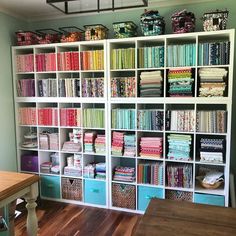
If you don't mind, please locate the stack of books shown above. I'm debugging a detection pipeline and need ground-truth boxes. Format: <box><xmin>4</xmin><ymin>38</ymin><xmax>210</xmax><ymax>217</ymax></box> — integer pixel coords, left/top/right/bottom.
<box><xmin>139</xmin><ymin>71</ymin><xmax>163</xmax><ymax>97</ymax></box>
<box><xmin>36</xmin><ymin>53</ymin><xmax>56</xmax><ymax>72</ymax></box>
<box><xmin>38</xmin><ymin>108</ymin><xmax>58</xmax><ymax>126</ymax></box>
<box><xmin>38</xmin><ymin>79</ymin><xmax>57</xmax><ymax>97</ymax></box>
<box><xmin>15</xmin><ymin>54</ymin><xmax>34</xmax><ymax>72</ymax></box>
<box><xmin>81</xmin><ymin>50</ymin><xmax>104</xmax><ymax>70</ymax></box>
<box><xmin>60</xmin><ymin>108</ymin><xmax>81</xmax><ymax>127</ymax></box>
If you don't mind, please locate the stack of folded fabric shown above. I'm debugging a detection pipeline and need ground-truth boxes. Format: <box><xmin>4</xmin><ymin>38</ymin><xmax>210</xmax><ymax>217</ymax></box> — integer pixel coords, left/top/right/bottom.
<box><xmin>167</xmin><ymin>134</ymin><xmax>192</xmax><ymax>161</ymax></box>
<box><xmin>83</xmin><ymin>164</ymin><xmax>95</xmax><ymax>178</ymax></box>
<box><xmin>139</xmin><ymin>71</ymin><xmax>163</xmax><ymax>97</ymax></box>
<box><xmin>95</xmin><ymin>162</ymin><xmax>106</xmax><ymax>180</ymax></box>
<box><xmin>168</xmin><ymin>68</ymin><xmax>194</xmax><ymax>97</ymax></box>
<box><xmin>123</xmin><ymin>134</ymin><xmax>136</xmax><ymax>157</ymax></box>
<box><xmin>199</xmin><ymin>68</ymin><xmax>227</xmax><ymax>97</ymax></box>
<box><xmin>200</xmin><ymin>138</ymin><xmax>224</xmax><ymax>163</ymax></box>
<box><xmin>111</xmin><ymin>131</ymin><xmax>124</xmax><ymax>156</ymax></box>
<box><xmin>139</xmin><ymin>137</ymin><xmax>163</xmax><ymax>158</ymax></box>
<box><xmin>84</xmin><ymin>132</ymin><xmax>97</xmax><ymax>153</ymax></box>
<box><xmin>113</xmin><ymin>166</ymin><xmax>135</xmax><ymax>182</ymax></box>
<box><xmin>95</xmin><ymin>134</ymin><xmax>106</xmax><ymax>154</ymax></box>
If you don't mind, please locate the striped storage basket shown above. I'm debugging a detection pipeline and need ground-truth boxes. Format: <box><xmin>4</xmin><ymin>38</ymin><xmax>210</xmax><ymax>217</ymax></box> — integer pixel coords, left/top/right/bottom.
<box><xmin>166</xmin><ymin>190</ymin><xmax>193</xmax><ymax>202</ymax></box>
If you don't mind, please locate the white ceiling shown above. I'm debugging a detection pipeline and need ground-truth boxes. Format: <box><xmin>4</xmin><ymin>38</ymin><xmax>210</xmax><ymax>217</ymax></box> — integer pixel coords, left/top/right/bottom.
<box><xmin>0</xmin><ymin>0</ymin><xmax>216</xmax><ymax>22</ymax></box>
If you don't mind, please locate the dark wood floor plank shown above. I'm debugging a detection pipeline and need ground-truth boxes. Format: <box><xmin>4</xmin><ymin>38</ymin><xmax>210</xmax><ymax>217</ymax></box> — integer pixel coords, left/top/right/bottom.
<box><xmin>15</xmin><ymin>200</ymin><xmax>141</xmax><ymax>236</ymax></box>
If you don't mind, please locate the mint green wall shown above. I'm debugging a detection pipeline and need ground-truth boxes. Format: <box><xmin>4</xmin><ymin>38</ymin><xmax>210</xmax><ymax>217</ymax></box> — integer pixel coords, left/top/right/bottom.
<box><xmin>0</xmin><ymin>12</ymin><xmax>27</xmax><ymax>171</ymax></box>
<box><xmin>28</xmin><ymin>0</ymin><xmax>236</xmax><ymax>174</ymax></box>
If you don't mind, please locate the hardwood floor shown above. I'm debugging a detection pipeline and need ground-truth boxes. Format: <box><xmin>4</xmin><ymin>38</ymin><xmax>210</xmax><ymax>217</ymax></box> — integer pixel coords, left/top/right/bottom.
<box><xmin>15</xmin><ymin>200</ymin><xmax>141</xmax><ymax>236</ymax></box>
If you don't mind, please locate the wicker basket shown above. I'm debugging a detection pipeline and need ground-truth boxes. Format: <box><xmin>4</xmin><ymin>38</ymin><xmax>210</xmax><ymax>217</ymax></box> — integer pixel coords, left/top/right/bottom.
<box><xmin>112</xmin><ymin>183</ymin><xmax>136</xmax><ymax>209</ymax></box>
<box><xmin>196</xmin><ymin>176</ymin><xmax>224</xmax><ymax>189</ymax></box>
<box><xmin>166</xmin><ymin>190</ymin><xmax>193</xmax><ymax>202</ymax></box>
<box><xmin>61</xmin><ymin>177</ymin><xmax>82</xmax><ymax>201</ymax></box>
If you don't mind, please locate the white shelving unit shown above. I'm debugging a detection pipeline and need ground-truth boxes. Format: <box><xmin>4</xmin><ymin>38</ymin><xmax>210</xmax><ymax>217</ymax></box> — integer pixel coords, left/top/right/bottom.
<box><xmin>108</xmin><ymin>29</ymin><xmax>234</xmax><ymax>213</ymax></box>
<box><xmin>12</xmin><ymin>29</ymin><xmax>234</xmax><ymax>213</ymax></box>
<box><xmin>12</xmin><ymin>40</ymin><xmax>109</xmax><ymax>208</ymax></box>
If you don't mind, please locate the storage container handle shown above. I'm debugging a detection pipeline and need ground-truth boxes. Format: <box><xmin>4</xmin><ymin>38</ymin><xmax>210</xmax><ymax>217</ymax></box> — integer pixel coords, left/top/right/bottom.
<box><xmin>90</xmin><ymin>188</ymin><xmax>99</xmax><ymax>193</ymax></box>
<box><xmin>47</xmin><ymin>184</ymin><xmax>54</xmax><ymax>188</ymax></box>
<box><xmin>145</xmin><ymin>195</ymin><xmax>153</xmax><ymax>199</ymax></box>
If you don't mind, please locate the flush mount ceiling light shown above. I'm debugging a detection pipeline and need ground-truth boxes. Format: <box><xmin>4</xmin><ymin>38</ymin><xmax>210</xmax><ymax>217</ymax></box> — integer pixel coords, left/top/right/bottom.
<box><xmin>46</xmin><ymin>0</ymin><xmax>148</xmax><ymax>15</ymax></box>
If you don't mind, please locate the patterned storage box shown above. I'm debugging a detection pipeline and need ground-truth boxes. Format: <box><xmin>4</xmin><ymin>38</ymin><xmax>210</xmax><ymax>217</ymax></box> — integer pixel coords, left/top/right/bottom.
<box><xmin>112</xmin><ymin>183</ymin><xmax>136</xmax><ymax>209</ymax></box>
<box><xmin>84</xmin><ymin>24</ymin><xmax>108</xmax><ymax>41</ymax></box>
<box><xmin>21</xmin><ymin>154</ymin><xmax>38</xmax><ymax>172</ymax></box>
<box><xmin>203</xmin><ymin>10</ymin><xmax>229</xmax><ymax>31</ymax></box>
<box><xmin>171</xmin><ymin>9</ymin><xmax>195</xmax><ymax>34</ymax></box>
<box><xmin>59</xmin><ymin>26</ymin><xmax>84</xmax><ymax>42</ymax></box>
<box><xmin>61</xmin><ymin>177</ymin><xmax>83</xmax><ymax>201</ymax></box>
<box><xmin>113</xmin><ymin>21</ymin><xmax>137</xmax><ymax>38</ymax></box>
<box><xmin>140</xmin><ymin>10</ymin><xmax>165</xmax><ymax>36</ymax></box>
<box><xmin>36</xmin><ymin>29</ymin><xmax>61</xmax><ymax>44</ymax></box>
<box><xmin>16</xmin><ymin>31</ymin><xmax>39</xmax><ymax>46</ymax></box>
<box><xmin>166</xmin><ymin>190</ymin><xmax>193</xmax><ymax>202</ymax></box>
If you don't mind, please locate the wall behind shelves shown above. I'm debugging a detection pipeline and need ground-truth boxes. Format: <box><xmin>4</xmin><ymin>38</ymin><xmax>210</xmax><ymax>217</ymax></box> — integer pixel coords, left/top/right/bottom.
<box><xmin>0</xmin><ymin>12</ymin><xmax>27</xmax><ymax>171</ymax></box>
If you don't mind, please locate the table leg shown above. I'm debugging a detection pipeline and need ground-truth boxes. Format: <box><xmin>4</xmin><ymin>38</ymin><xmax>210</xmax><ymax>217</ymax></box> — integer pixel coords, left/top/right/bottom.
<box><xmin>24</xmin><ymin>183</ymin><xmax>38</xmax><ymax>236</ymax></box>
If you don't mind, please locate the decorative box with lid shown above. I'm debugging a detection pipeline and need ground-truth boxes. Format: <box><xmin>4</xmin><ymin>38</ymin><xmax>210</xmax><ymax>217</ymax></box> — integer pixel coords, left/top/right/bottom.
<box><xmin>140</xmin><ymin>10</ymin><xmax>165</xmax><ymax>36</ymax></box>
<box><xmin>203</xmin><ymin>10</ymin><xmax>228</xmax><ymax>31</ymax></box>
<box><xmin>171</xmin><ymin>9</ymin><xmax>195</xmax><ymax>33</ymax></box>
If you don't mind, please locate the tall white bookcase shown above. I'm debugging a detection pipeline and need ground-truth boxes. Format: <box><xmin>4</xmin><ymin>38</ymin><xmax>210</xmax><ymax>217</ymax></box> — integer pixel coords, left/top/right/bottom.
<box><xmin>12</xmin><ymin>29</ymin><xmax>234</xmax><ymax>213</ymax></box>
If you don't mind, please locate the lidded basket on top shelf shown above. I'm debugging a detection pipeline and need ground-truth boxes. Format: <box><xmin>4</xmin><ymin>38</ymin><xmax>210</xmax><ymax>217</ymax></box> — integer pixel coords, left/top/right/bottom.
<box><xmin>36</xmin><ymin>28</ymin><xmax>62</xmax><ymax>44</ymax></box>
<box><xmin>84</xmin><ymin>24</ymin><xmax>108</xmax><ymax>41</ymax></box>
<box><xmin>140</xmin><ymin>10</ymin><xmax>165</xmax><ymax>36</ymax></box>
<box><xmin>59</xmin><ymin>26</ymin><xmax>84</xmax><ymax>42</ymax></box>
<box><xmin>15</xmin><ymin>31</ymin><xmax>39</xmax><ymax>46</ymax></box>
<box><xmin>202</xmin><ymin>9</ymin><xmax>229</xmax><ymax>31</ymax></box>
<box><xmin>112</xmin><ymin>21</ymin><xmax>137</xmax><ymax>38</ymax></box>
<box><xmin>171</xmin><ymin>9</ymin><xmax>195</xmax><ymax>33</ymax></box>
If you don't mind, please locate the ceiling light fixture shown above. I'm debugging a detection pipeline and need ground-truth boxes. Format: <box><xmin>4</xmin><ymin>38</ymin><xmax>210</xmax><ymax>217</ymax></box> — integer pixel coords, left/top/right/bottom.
<box><xmin>46</xmin><ymin>0</ymin><xmax>148</xmax><ymax>15</ymax></box>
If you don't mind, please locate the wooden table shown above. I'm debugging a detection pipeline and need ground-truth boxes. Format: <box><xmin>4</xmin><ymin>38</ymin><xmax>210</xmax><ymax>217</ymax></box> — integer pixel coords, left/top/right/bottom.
<box><xmin>134</xmin><ymin>198</ymin><xmax>236</xmax><ymax>236</ymax></box>
<box><xmin>0</xmin><ymin>171</ymin><xmax>39</xmax><ymax>236</ymax></box>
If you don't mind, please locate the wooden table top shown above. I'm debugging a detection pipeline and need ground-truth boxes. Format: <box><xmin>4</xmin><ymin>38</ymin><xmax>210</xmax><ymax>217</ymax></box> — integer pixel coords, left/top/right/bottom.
<box><xmin>134</xmin><ymin>198</ymin><xmax>236</xmax><ymax>236</ymax></box>
<box><xmin>0</xmin><ymin>171</ymin><xmax>39</xmax><ymax>201</ymax></box>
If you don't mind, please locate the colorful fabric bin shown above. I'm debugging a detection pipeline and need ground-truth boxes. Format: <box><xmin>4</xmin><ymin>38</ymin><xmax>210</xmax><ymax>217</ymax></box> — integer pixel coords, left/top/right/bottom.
<box><xmin>59</xmin><ymin>26</ymin><xmax>84</xmax><ymax>42</ymax></box>
<box><xmin>112</xmin><ymin>21</ymin><xmax>137</xmax><ymax>38</ymax></box>
<box><xmin>140</xmin><ymin>10</ymin><xmax>165</xmax><ymax>36</ymax></box>
<box><xmin>36</xmin><ymin>29</ymin><xmax>61</xmax><ymax>44</ymax></box>
<box><xmin>171</xmin><ymin>9</ymin><xmax>195</xmax><ymax>34</ymax></box>
<box><xmin>84</xmin><ymin>24</ymin><xmax>108</xmax><ymax>41</ymax></box>
<box><xmin>203</xmin><ymin>10</ymin><xmax>229</xmax><ymax>31</ymax></box>
<box><xmin>16</xmin><ymin>31</ymin><xmax>39</xmax><ymax>46</ymax></box>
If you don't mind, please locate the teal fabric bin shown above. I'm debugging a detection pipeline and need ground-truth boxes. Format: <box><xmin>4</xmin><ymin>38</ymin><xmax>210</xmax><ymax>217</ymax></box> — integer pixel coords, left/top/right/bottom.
<box><xmin>138</xmin><ymin>186</ymin><xmax>164</xmax><ymax>211</ymax></box>
<box><xmin>0</xmin><ymin>207</ymin><xmax>9</xmax><ymax>236</ymax></box>
<box><xmin>194</xmin><ymin>193</ymin><xmax>225</xmax><ymax>207</ymax></box>
<box><xmin>40</xmin><ymin>175</ymin><xmax>61</xmax><ymax>199</ymax></box>
<box><xmin>84</xmin><ymin>179</ymin><xmax>106</xmax><ymax>206</ymax></box>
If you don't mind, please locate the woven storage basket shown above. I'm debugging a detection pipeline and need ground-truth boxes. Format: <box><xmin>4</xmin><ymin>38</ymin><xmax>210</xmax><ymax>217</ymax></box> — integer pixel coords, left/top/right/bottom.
<box><xmin>61</xmin><ymin>177</ymin><xmax>82</xmax><ymax>201</ymax></box>
<box><xmin>112</xmin><ymin>183</ymin><xmax>136</xmax><ymax>209</ymax></box>
<box><xmin>166</xmin><ymin>190</ymin><xmax>193</xmax><ymax>202</ymax></box>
